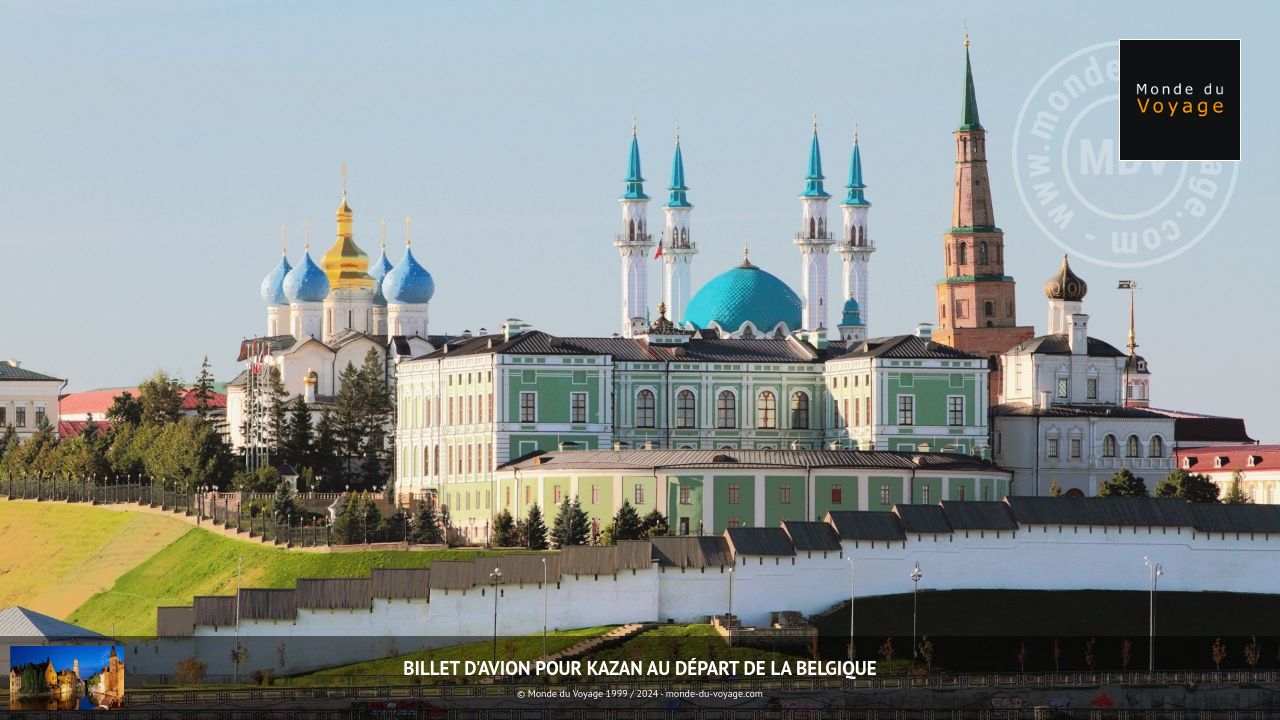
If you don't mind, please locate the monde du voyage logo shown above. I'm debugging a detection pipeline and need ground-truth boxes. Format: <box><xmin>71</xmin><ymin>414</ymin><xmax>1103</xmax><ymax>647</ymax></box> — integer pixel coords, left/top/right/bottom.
<box><xmin>1013</xmin><ymin>40</ymin><xmax>1240</xmax><ymax>268</ymax></box>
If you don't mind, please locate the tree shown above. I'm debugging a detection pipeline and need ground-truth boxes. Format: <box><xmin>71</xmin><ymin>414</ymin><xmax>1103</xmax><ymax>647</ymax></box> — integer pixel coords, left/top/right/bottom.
<box><xmin>1097</xmin><ymin>468</ymin><xmax>1148</xmax><ymax>498</ymax></box>
<box><xmin>280</xmin><ymin>397</ymin><xmax>314</xmax><ymax>471</ymax></box>
<box><xmin>1244</xmin><ymin>636</ymin><xmax>1261</xmax><ymax>669</ymax></box>
<box><xmin>917</xmin><ymin>636</ymin><xmax>934</xmax><ymax>671</ymax></box>
<box><xmin>641</xmin><ymin>509</ymin><xmax>669</xmax><ymax>537</ymax></box>
<box><xmin>411</xmin><ymin>495</ymin><xmax>443</xmax><ymax>544</ymax></box>
<box><xmin>1016</xmin><ymin>641</ymin><xmax>1028</xmax><ymax>673</ymax></box>
<box><xmin>311</xmin><ymin>409</ymin><xmax>340</xmax><ymax>490</ymax></box>
<box><xmin>193</xmin><ymin>356</ymin><xmax>215</xmax><ymax>419</ymax></box>
<box><xmin>1221</xmin><ymin>470</ymin><xmax>1252</xmax><ymax>504</ymax></box>
<box><xmin>606</xmin><ymin>500</ymin><xmax>645</xmax><ymax>543</ymax></box>
<box><xmin>265</xmin><ymin>367</ymin><xmax>289</xmax><ymax>450</ymax></box>
<box><xmin>524</xmin><ymin>503</ymin><xmax>549</xmax><ymax>550</ymax></box>
<box><xmin>1084</xmin><ymin>637</ymin><xmax>1097</xmax><ymax>672</ymax></box>
<box><xmin>1154</xmin><ymin>469</ymin><xmax>1220</xmax><ymax>503</ymax></box>
<box><xmin>491</xmin><ymin>509</ymin><xmax>517</xmax><ymax>547</ymax></box>
<box><xmin>1210</xmin><ymin>637</ymin><xmax>1228</xmax><ymax>670</ymax></box>
<box><xmin>106</xmin><ymin>391</ymin><xmax>144</xmax><ymax>427</ymax></box>
<box><xmin>550</xmin><ymin>496</ymin><xmax>590</xmax><ymax>548</ymax></box>
<box><xmin>143</xmin><ymin>416</ymin><xmax>234</xmax><ymax>492</ymax></box>
<box><xmin>329</xmin><ymin>349</ymin><xmax>393</xmax><ymax>490</ymax></box>
<box><xmin>272</xmin><ymin>480</ymin><xmax>297</xmax><ymax>526</ymax></box>
<box><xmin>879</xmin><ymin>636</ymin><xmax>895</xmax><ymax>667</ymax></box>
<box><xmin>1121</xmin><ymin>638</ymin><xmax>1133</xmax><ymax>672</ymax></box>
<box><xmin>138</xmin><ymin>370</ymin><xmax>184</xmax><ymax>426</ymax></box>
<box><xmin>1048</xmin><ymin>479</ymin><xmax>1063</xmax><ymax>497</ymax></box>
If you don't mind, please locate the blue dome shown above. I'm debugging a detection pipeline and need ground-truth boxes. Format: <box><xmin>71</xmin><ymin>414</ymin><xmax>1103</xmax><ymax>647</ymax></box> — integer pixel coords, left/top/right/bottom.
<box><xmin>283</xmin><ymin>251</ymin><xmax>330</xmax><ymax>303</ymax></box>
<box><xmin>382</xmin><ymin>247</ymin><xmax>435</xmax><ymax>305</ymax></box>
<box><xmin>841</xmin><ymin>297</ymin><xmax>864</xmax><ymax>327</ymax></box>
<box><xmin>369</xmin><ymin>247</ymin><xmax>396</xmax><ymax>306</ymax></box>
<box><xmin>259</xmin><ymin>255</ymin><xmax>292</xmax><ymax>306</ymax></box>
<box><xmin>685</xmin><ymin>261</ymin><xmax>802</xmax><ymax>335</ymax></box>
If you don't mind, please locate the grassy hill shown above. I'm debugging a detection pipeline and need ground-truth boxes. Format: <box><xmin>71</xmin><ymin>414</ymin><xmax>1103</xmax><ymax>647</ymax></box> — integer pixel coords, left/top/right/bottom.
<box><xmin>0</xmin><ymin>499</ymin><xmax>517</xmax><ymax>636</ymax></box>
<box><xmin>0</xmin><ymin>501</ymin><xmax>190</xmax><ymax>619</ymax></box>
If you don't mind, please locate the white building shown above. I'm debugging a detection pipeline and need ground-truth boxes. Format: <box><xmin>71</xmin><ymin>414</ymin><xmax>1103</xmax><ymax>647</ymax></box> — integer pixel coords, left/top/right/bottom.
<box><xmin>1176</xmin><ymin>445</ymin><xmax>1279</xmax><ymax>505</ymax></box>
<box><xmin>992</xmin><ymin>257</ymin><xmax>1175</xmax><ymax>495</ymax></box>
<box><xmin>0</xmin><ymin>360</ymin><xmax>64</xmax><ymax>440</ymax></box>
<box><xmin>226</xmin><ymin>189</ymin><xmax>437</xmax><ymax>450</ymax></box>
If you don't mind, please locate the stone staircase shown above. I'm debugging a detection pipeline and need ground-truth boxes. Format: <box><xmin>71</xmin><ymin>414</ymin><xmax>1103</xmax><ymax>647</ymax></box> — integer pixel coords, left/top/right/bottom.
<box><xmin>544</xmin><ymin>622</ymin><xmax>656</xmax><ymax>664</ymax></box>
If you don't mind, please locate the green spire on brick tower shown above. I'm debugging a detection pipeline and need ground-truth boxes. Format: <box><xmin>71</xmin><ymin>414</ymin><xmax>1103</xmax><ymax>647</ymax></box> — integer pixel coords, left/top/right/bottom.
<box><xmin>959</xmin><ymin>36</ymin><xmax>983</xmax><ymax>132</ymax></box>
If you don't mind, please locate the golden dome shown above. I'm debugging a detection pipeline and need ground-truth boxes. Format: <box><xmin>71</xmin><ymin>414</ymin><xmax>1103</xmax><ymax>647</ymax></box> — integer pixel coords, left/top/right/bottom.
<box><xmin>322</xmin><ymin>191</ymin><xmax>375</xmax><ymax>290</ymax></box>
<box><xmin>1044</xmin><ymin>254</ymin><xmax>1087</xmax><ymax>302</ymax></box>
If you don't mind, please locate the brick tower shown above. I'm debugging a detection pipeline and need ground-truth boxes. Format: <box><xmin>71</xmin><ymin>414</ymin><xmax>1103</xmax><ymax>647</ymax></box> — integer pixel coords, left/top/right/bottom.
<box><xmin>933</xmin><ymin>37</ymin><xmax>1034</xmax><ymax>405</ymax></box>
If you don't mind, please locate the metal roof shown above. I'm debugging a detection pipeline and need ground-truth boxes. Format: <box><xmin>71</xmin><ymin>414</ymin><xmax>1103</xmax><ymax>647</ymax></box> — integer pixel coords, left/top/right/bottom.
<box><xmin>894</xmin><ymin>504</ymin><xmax>954</xmax><ymax>534</ymax></box>
<box><xmin>1004</xmin><ymin>496</ymin><xmax>1196</xmax><ymax>527</ymax></box>
<box><xmin>503</xmin><ymin>448</ymin><xmax>1005</xmax><ymax>473</ymax></box>
<box><xmin>833</xmin><ymin>334</ymin><xmax>982</xmax><ymax>361</ymax></box>
<box><xmin>992</xmin><ymin>403</ymin><xmax>1170</xmax><ymax>420</ymax></box>
<box><xmin>156</xmin><ymin>606</ymin><xmax>195</xmax><ymax>638</ymax></box>
<box><xmin>1011</xmin><ymin>334</ymin><xmax>1125</xmax><ymax>358</ymax></box>
<box><xmin>193</xmin><ymin>596</ymin><xmax>238</xmax><ymax>627</ymax></box>
<box><xmin>295</xmin><ymin>578</ymin><xmax>372</xmax><ymax>610</ymax></box>
<box><xmin>824</xmin><ymin>511</ymin><xmax>906</xmax><ymax>541</ymax></box>
<box><xmin>1190</xmin><ymin>503</ymin><xmax>1280</xmax><ymax>534</ymax></box>
<box><xmin>939</xmin><ymin>501</ymin><xmax>1019</xmax><ymax>531</ymax></box>
<box><xmin>475</xmin><ymin>555</ymin><xmax>559</xmax><ymax>586</ymax></box>
<box><xmin>781</xmin><ymin>520</ymin><xmax>842</xmax><ymax>552</ymax></box>
<box><xmin>0</xmin><ymin>362</ymin><xmax>62</xmax><ymax>382</ymax></box>
<box><xmin>371</xmin><ymin>568</ymin><xmax>430</xmax><ymax>599</ymax></box>
<box><xmin>650</xmin><ymin>536</ymin><xmax>733</xmax><ymax>568</ymax></box>
<box><xmin>616</xmin><ymin>540</ymin><xmax>655</xmax><ymax>569</ymax></box>
<box><xmin>237</xmin><ymin>589</ymin><xmax>298</xmax><ymax>620</ymax></box>
<box><xmin>561</xmin><ymin>546</ymin><xmax>622</xmax><ymax>575</ymax></box>
<box><xmin>725</xmin><ymin>527</ymin><xmax>796</xmax><ymax>557</ymax></box>
<box><xmin>0</xmin><ymin>606</ymin><xmax>102</xmax><ymax>639</ymax></box>
<box><xmin>428</xmin><ymin>560</ymin><xmax>476</xmax><ymax>590</ymax></box>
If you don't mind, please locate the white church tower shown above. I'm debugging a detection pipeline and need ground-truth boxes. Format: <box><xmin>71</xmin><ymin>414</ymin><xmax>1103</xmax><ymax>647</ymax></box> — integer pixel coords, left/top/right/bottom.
<box><xmin>615</xmin><ymin>118</ymin><xmax>654</xmax><ymax>337</ymax></box>
<box><xmin>837</xmin><ymin>127</ymin><xmax>874</xmax><ymax>341</ymax></box>
<box><xmin>794</xmin><ymin>117</ymin><xmax>834</xmax><ymax>333</ymax></box>
<box><xmin>661</xmin><ymin>125</ymin><xmax>697</xmax><ymax>324</ymax></box>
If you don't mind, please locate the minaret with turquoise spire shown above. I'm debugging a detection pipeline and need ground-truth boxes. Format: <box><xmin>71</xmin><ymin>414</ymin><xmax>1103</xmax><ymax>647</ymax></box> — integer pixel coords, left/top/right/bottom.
<box><xmin>838</xmin><ymin>124</ymin><xmax>873</xmax><ymax>341</ymax></box>
<box><xmin>614</xmin><ymin>116</ymin><xmax>654</xmax><ymax>337</ymax></box>
<box><xmin>661</xmin><ymin>123</ymin><xmax>697</xmax><ymax>324</ymax></box>
<box><xmin>794</xmin><ymin>115</ymin><xmax>834</xmax><ymax>333</ymax></box>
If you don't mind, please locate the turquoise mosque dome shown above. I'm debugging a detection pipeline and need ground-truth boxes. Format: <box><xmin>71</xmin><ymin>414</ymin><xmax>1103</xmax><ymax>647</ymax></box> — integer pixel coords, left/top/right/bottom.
<box><xmin>282</xmin><ymin>250</ymin><xmax>330</xmax><ymax>303</ymax></box>
<box><xmin>259</xmin><ymin>255</ymin><xmax>292</xmax><ymax>306</ymax></box>
<box><xmin>685</xmin><ymin>254</ymin><xmax>802</xmax><ymax>335</ymax></box>
<box><xmin>382</xmin><ymin>247</ymin><xmax>435</xmax><ymax>305</ymax></box>
<box><xmin>369</xmin><ymin>246</ymin><xmax>396</xmax><ymax>306</ymax></box>
<box><xmin>841</xmin><ymin>297</ymin><xmax>864</xmax><ymax>327</ymax></box>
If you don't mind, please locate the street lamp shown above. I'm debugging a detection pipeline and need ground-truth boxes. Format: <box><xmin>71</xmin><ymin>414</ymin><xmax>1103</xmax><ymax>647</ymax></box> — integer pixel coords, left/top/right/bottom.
<box><xmin>726</xmin><ymin>564</ymin><xmax>735</xmax><ymax>652</ymax></box>
<box><xmin>541</xmin><ymin>557</ymin><xmax>549</xmax><ymax>658</ymax></box>
<box><xmin>489</xmin><ymin>566</ymin><xmax>503</xmax><ymax>661</ymax></box>
<box><xmin>911</xmin><ymin>561</ymin><xmax>923</xmax><ymax>659</ymax></box>
<box><xmin>846</xmin><ymin>557</ymin><xmax>856</xmax><ymax>661</ymax></box>
<box><xmin>1143</xmin><ymin>556</ymin><xmax>1163</xmax><ymax>672</ymax></box>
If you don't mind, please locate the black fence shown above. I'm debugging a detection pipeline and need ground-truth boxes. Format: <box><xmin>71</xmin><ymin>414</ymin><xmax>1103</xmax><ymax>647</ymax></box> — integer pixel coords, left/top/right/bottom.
<box><xmin>3</xmin><ymin>475</ymin><xmax>335</xmax><ymax>548</ymax></box>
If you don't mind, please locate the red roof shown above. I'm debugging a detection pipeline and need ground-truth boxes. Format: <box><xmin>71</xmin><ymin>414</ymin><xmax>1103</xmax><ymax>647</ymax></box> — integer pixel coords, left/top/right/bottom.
<box><xmin>57</xmin><ymin>419</ymin><xmax>113</xmax><ymax>437</ymax></box>
<box><xmin>1175</xmin><ymin>445</ymin><xmax>1280</xmax><ymax>472</ymax></box>
<box><xmin>60</xmin><ymin>387</ymin><xmax>227</xmax><ymax>416</ymax></box>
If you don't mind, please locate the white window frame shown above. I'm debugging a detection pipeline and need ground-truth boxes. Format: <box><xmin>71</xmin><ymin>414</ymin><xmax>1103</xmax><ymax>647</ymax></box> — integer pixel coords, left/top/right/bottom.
<box><xmin>519</xmin><ymin>391</ymin><xmax>537</xmax><ymax>423</ymax></box>
<box><xmin>570</xmin><ymin>391</ymin><xmax>588</xmax><ymax>424</ymax></box>
<box><xmin>947</xmin><ymin>395</ymin><xmax>965</xmax><ymax>427</ymax></box>
<box><xmin>897</xmin><ymin>395</ymin><xmax>915</xmax><ymax>426</ymax></box>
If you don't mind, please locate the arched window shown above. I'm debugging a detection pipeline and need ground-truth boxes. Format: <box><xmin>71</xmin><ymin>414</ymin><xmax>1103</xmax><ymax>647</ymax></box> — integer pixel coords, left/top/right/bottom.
<box><xmin>957</xmin><ymin>243</ymin><xmax>967</xmax><ymax>265</ymax></box>
<box><xmin>984</xmin><ymin>301</ymin><xmax>994</xmax><ymax>317</ymax></box>
<box><xmin>1149</xmin><ymin>435</ymin><xmax>1164</xmax><ymax>458</ymax></box>
<box><xmin>809</xmin><ymin>217</ymin><xmax>816</xmax><ymax>238</ymax></box>
<box><xmin>979</xmin><ymin>241</ymin><xmax>989</xmax><ymax>264</ymax></box>
<box><xmin>1103</xmin><ymin>434</ymin><xmax>1117</xmax><ymax>458</ymax></box>
<box><xmin>790</xmin><ymin>391</ymin><xmax>810</xmax><ymax>430</ymax></box>
<box><xmin>756</xmin><ymin>391</ymin><xmax>776</xmax><ymax>429</ymax></box>
<box><xmin>676</xmin><ymin>390</ymin><xmax>696</xmax><ymax>429</ymax></box>
<box><xmin>716</xmin><ymin>390</ymin><xmax>737</xmax><ymax>429</ymax></box>
<box><xmin>635</xmin><ymin>389</ymin><xmax>656</xmax><ymax>428</ymax></box>
<box><xmin>1125</xmin><ymin>434</ymin><xmax>1141</xmax><ymax>458</ymax></box>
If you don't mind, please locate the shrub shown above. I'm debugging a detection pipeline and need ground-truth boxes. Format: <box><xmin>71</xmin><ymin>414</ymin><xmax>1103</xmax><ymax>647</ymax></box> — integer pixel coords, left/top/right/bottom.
<box><xmin>173</xmin><ymin>657</ymin><xmax>207</xmax><ymax>686</ymax></box>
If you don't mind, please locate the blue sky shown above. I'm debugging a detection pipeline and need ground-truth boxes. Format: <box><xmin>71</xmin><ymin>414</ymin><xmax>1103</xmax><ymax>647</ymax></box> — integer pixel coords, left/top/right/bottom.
<box><xmin>3</xmin><ymin>2</ymin><xmax>1276</xmax><ymax>442</ymax></box>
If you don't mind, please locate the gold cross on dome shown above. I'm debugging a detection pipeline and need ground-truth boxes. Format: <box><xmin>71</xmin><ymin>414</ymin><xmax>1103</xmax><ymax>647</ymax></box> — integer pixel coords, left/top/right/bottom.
<box><xmin>340</xmin><ymin>163</ymin><xmax>348</xmax><ymax>194</ymax></box>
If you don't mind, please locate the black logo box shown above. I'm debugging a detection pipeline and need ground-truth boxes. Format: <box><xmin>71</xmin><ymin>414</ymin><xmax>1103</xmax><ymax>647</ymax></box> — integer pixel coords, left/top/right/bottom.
<box><xmin>1119</xmin><ymin>39</ymin><xmax>1240</xmax><ymax>161</ymax></box>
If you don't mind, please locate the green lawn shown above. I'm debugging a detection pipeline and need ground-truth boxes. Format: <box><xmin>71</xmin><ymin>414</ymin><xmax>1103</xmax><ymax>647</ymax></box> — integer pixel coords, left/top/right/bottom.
<box><xmin>280</xmin><ymin>626</ymin><xmax>617</xmax><ymax>686</ymax></box>
<box><xmin>0</xmin><ymin>500</ymin><xmax>190</xmax><ymax>619</ymax></box>
<box><xmin>67</xmin><ymin>524</ymin><xmax>528</xmax><ymax>635</ymax></box>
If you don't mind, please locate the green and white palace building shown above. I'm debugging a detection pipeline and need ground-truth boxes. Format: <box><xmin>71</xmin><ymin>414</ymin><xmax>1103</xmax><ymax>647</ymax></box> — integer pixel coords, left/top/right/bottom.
<box><xmin>392</xmin><ymin>98</ymin><xmax>1010</xmax><ymax>542</ymax></box>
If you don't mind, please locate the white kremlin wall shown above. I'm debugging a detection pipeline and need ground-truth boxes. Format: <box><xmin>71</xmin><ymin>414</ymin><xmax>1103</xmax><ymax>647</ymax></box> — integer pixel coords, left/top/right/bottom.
<box><xmin>129</xmin><ymin>499</ymin><xmax>1280</xmax><ymax>678</ymax></box>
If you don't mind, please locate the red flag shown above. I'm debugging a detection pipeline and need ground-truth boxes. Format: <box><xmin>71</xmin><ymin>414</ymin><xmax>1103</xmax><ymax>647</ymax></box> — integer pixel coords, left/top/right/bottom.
<box><xmin>653</xmin><ymin>240</ymin><xmax>664</xmax><ymax>260</ymax></box>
